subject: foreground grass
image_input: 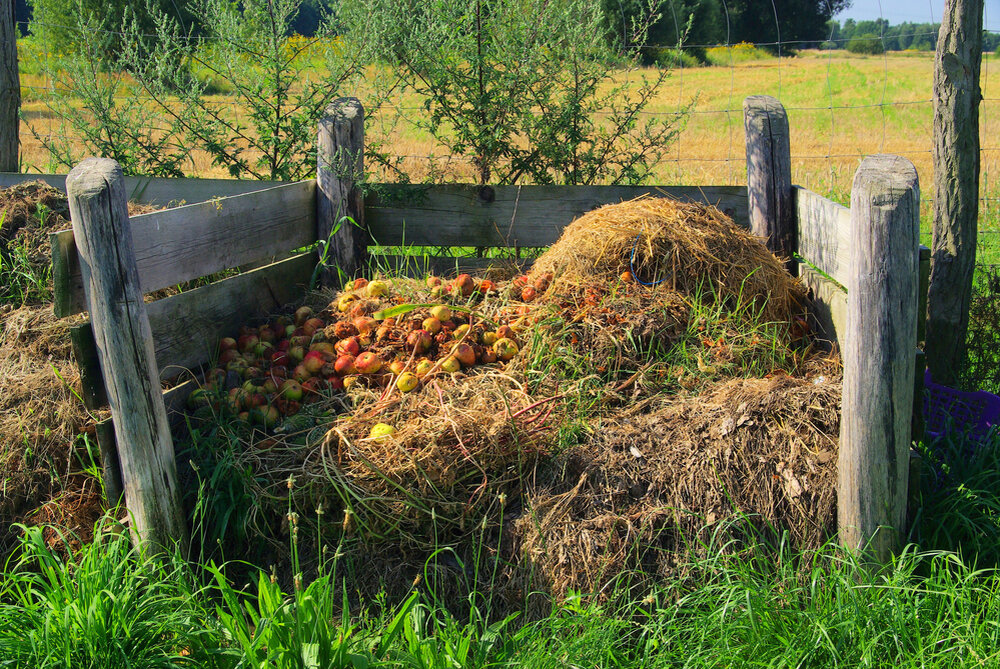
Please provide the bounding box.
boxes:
[4,525,1000,667]
[3,426,1000,669]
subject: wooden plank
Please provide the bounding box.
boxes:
[0,172,284,205]
[69,322,107,410]
[838,155,920,561]
[371,254,533,278]
[53,180,316,317]
[744,96,794,269]
[149,252,315,379]
[366,185,749,247]
[67,157,188,552]
[800,266,847,351]
[794,186,851,287]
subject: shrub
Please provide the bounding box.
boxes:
[653,47,702,69]
[705,42,774,66]
[846,33,886,55]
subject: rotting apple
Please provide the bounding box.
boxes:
[406,329,432,354]
[336,336,362,357]
[453,342,476,367]
[370,423,396,439]
[493,338,519,361]
[396,372,419,393]
[429,304,452,321]
[439,356,461,373]
[294,306,313,326]
[414,359,434,377]
[367,280,389,298]
[303,350,326,374]
[422,316,442,334]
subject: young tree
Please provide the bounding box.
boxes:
[345,0,686,185]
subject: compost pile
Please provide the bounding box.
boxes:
[185,195,841,602]
[0,182,159,555]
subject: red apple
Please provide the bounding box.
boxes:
[521,286,537,302]
[237,334,259,353]
[288,346,306,364]
[352,277,369,291]
[355,351,382,374]
[336,336,361,357]
[258,326,277,343]
[303,350,326,374]
[219,337,238,352]
[454,274,475,297]
[389,359,407,375]
[453,342,476,367]
[334,354,357,375]
[219,348,241,365]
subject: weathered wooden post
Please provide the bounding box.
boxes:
[838,155,920,561]
[317,97,367,287]
[744,95,794,270]
[66,158,189,554]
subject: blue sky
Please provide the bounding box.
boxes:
[834,1,1000,32]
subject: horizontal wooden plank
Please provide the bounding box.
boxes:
[801,264,848,351]
[366,185,749,248]
[149,252,316,380]
[371,254,533,278]
[794,186,851,287]
[0,172,284,205]
[53,180,316,317]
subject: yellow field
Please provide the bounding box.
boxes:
[17,49,1000,227]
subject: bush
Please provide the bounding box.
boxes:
[704,42,774,66]
[653,47,702,69]
[846,33,886,55]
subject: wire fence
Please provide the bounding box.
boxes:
[13,10,1000,227]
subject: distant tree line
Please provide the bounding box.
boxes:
[825,18,1000,53]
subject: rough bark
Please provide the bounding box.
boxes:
[0,0,20,171]
[927,0,983,384]
[744,95,794,271]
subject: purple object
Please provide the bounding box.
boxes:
[923,369,1000,442]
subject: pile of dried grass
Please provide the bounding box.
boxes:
[505,364,841,601]
[530,196,805,324]
[235,369,554,549]
[0,304,103,551]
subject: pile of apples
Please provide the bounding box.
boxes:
[187,274,542,429]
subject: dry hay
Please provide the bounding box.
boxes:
[233,369,554,549]
[505,365,841,601]
[0,304,103,550]
[529,196,806,324]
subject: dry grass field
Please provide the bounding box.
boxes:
[16,47,1000,239]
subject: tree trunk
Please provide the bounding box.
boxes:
[0,0,20,171]
[926,0,983,385]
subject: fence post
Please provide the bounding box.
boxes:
[66,158,189,554]
[838,154,920,561]
[317,97,367,287]
[743,95,794,270]
[0,0,20,171]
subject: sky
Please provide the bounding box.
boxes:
[834,0,1000,32]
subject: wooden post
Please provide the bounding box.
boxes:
[838,155,920,561]
[926,0,983,385]
[66,158,189,554]
[317,97,367,286]
[744,95,794,270]
[0,0,20,171]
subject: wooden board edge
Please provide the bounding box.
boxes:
[370,254,534,278]
[50,229,79,318]
[148,252,316,378]
[69,321,107,410]
[800,264,848,352]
